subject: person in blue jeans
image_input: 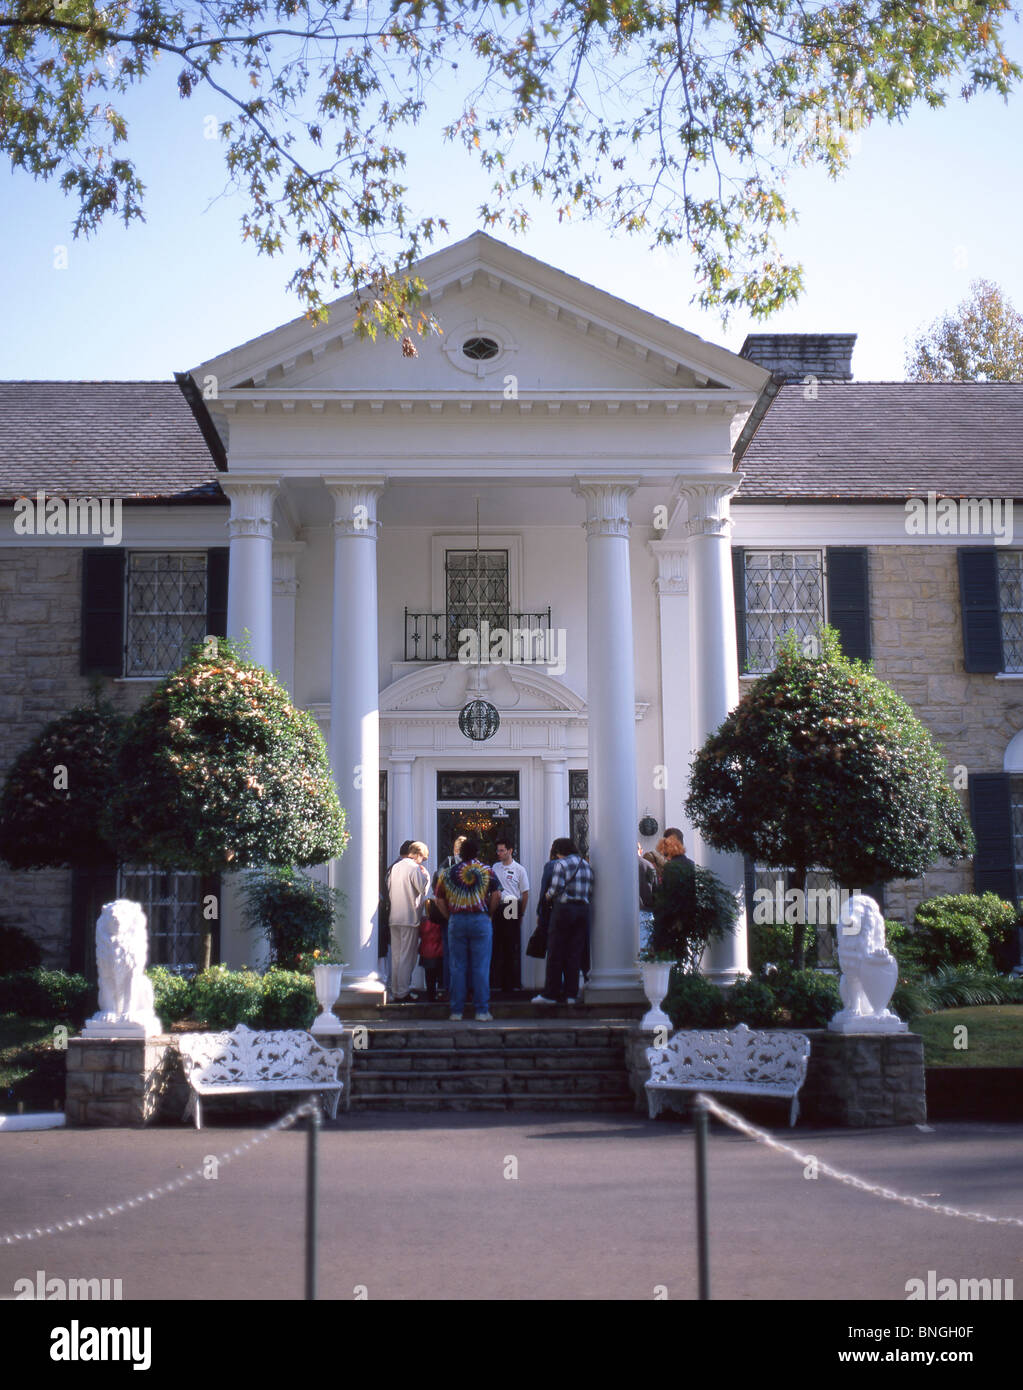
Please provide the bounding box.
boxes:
[434,837,501,1021]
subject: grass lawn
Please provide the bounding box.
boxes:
[0,1013,66,1112]
[912,1005,1023,1067]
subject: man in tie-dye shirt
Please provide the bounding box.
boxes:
[435,838,501,1021]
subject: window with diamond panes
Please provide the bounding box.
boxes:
[748,863,841,965]
[125,552,209,677]
[445,550,510,659]
[744,551,825,674]
[569,769,589,857]
[997,551,1023,673]
[118,865,205,969]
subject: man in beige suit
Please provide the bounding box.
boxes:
[386,841,430,1002]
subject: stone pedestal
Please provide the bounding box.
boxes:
[801,1030,926,1127]
[625,1025,660,1113]
[65,1035,185,1127]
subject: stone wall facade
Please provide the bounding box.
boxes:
[868,544,1023,923]
[0,548,149,965]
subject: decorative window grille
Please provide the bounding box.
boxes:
[747,863,845,966]
[569,770,589,857]
[117,865,205,969]
[436,772,520,802]
[744,551,825,675]
[997,551,1023,673]
[444,550,509,658]
[125,552,208,677]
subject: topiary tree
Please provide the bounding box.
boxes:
[108,639,349,967]
[685,628,974,969]
[0,702,125,869]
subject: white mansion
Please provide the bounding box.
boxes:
[2,233,1022,991]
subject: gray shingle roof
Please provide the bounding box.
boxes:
[0,382,224,502]
[736,382,1023,501]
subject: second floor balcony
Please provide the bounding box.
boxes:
[404,608,553,663]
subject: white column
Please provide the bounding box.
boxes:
[541,755,569,854]
[271,542,305,696]
[221,476,278,670]
[678,477,749,984]
[575,478,645,1002]
[649,540,692,836]
[326,477,386,1000]
[389,754,415,860]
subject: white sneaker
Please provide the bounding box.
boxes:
[531,994,557,1005]
[476,1012,494,1022]
[566,997,577,1005]
[449,1012,463,1021]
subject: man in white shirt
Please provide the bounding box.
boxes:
[387,841,430,1002]
[490,836,529,994]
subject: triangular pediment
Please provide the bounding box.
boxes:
[190,233,768,399]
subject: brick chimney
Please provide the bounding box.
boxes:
[739,333,856,382]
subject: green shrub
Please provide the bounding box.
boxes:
[777,970,841,1028]
[0,703,125,869]
[189,965,315,1030]
[239,867,343,971]
[724,974,780,1027]
[259,968,316,1029]
[147,967,194,1026]
[911,894,1015,972]
[748,920,819,976]
[0,923,43,974]
[663,971,728,1029]
[191,966,263,1029]
[0,969,96,1025]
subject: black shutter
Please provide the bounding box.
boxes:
[959,548,1003,673]
[826,547,871,661]
[70,860,118,980]
[732,548,747,675]
[80,549,125,676]
[206,547,229,638]
[968,773,1017,902]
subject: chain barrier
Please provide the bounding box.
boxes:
[697,1093,1023,1229]
[0,1099,321,1246]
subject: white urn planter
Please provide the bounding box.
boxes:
[311,963,345,1035]
[639,960,674,1032]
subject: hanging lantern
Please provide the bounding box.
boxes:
[458,699,501,742]
[639,815,659,838]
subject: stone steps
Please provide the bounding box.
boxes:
[347,1021,638,1112]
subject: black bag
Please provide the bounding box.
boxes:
[525,920,548,959]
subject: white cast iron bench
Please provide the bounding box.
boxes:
[645,1023,811,1126]
[176,1024,345,1129]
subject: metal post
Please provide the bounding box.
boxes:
[694,1094,710,1300]
[305,1104,321,1301]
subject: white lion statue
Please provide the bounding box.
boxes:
[85,900,162,1037]
[829,893,907,1034]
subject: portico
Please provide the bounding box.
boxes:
[195,232,768,994]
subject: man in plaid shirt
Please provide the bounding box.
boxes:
[533,837,593,1006]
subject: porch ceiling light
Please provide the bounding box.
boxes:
[458,698,501,742]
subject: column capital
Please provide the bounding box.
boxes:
[220,476,279,541]
[648,539,688,595]
[573,477,640,539]
[324,477,386,539]
[272,542,306,597]
[389,753,417,766]
[675,474,743,540]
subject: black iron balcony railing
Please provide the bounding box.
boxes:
[404,608,552,662]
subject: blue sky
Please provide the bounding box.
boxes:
[1,20,1021,383]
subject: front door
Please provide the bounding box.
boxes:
[435,769,521,871]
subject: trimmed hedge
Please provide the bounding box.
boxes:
[0,970,97,1026]
[912,893,1019,974]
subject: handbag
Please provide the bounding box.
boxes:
[525,920,548,959]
